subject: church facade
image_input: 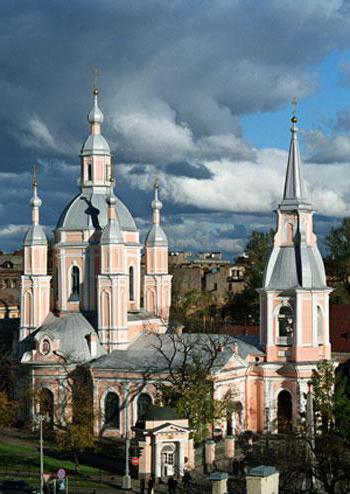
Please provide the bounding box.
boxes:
[17,88,331,439]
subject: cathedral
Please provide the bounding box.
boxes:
[17,87,331,440]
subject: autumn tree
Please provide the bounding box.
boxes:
[152,333,235,442]
[34,356,96,470]
[0,345,19,427]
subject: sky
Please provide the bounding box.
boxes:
[1,0,350,258]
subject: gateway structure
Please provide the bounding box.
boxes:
[17,89,331,441]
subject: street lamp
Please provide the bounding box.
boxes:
[122,383,132,490]
[34,414,48,494]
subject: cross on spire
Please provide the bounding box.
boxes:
[93,67,100,95]
[292,96,297,116]
[32,165,37,187]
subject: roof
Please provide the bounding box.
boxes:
[19,312,105,363]
[23,224,47,246]
[81,133,110,156]
[56,189,137,232]
[264,244,327,290]
[145,224,168,247]
[329,304,350,353]
[248,466,277,477]
[90,332,262,372]
[280,117,311,211]
[145,406,180,421]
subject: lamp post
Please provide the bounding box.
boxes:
[122,383,132,490]
[34,414,47,494]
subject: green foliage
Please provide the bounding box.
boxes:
[224,229,274,324]
[170,289,218,332]
[243,229,275,290]
[326,218,350,303]
[55,366,96,469]
[154,334,233,442]
[308,360,350,493]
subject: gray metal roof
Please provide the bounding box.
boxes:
[23,224,47,246]
[145,224,168,247]
[280,118,311,211]
[81,134,110,156]
[90,332,262,372]
[34,312,105,362]
[56,190,137,232]
[264,244,327,290]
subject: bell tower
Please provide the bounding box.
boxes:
[97,178,128,351]
[20,170,51,340]
[144,181,172,320]
[259,110,332,363]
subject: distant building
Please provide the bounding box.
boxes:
[169,251,245,305]
[0,250,22,318]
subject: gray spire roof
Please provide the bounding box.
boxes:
[100,182,124,245]
[280,116,311,211]
[145,182,168,247]
[24,176,47,246]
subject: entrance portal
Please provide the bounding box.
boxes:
[161,444,176,478]
[277,390,293,433]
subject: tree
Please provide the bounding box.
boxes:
[34,357,96,470]
[305,360,350,493]
[326,218,350,303]
[0,390,17,427]
[152,333,234,442]
[223,229,274,324]
[170,289,218,332]
[0,345,19,427]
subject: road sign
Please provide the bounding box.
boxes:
[57,468,66,480]
[131,456,139,466]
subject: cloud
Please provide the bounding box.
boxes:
[304,129,350,163]
[1,0,350,255]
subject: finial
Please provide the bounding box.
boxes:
[93,67,100,96]
[33,164,37,188]
[291,96,298,124]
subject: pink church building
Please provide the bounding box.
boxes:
[17,89,331,440]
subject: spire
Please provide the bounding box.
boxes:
[24,166,47,246]
[145,180,168,247]
[280,99,311,211]
[151,179,163,225]
[81,80,110,157]
[100,175,124,245]
[30,166,42,225]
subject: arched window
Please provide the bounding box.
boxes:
[137,393,152,421]
[317,306,323,344]
[39,388,54,428]
[277,390,293,433]
[71,266,80,299]
[129,266,135,301]
[278,305,294,341]
[87,164,92,181]
[105,392,120,429]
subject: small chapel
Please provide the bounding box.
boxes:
[16,86,331,450]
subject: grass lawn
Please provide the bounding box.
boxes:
[0,430,130,491]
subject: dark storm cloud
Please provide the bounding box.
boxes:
[164,162,214,180]
[1,0,350,253]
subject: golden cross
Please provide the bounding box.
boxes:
[93,67,100,92]
[292,96,297,116]
[32,165,37,187]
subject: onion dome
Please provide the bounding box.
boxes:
[145,181,168,247]
[100,178,124,245]
[24,173,47,246]
[88,88,104,124]
[81,88,110,157]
